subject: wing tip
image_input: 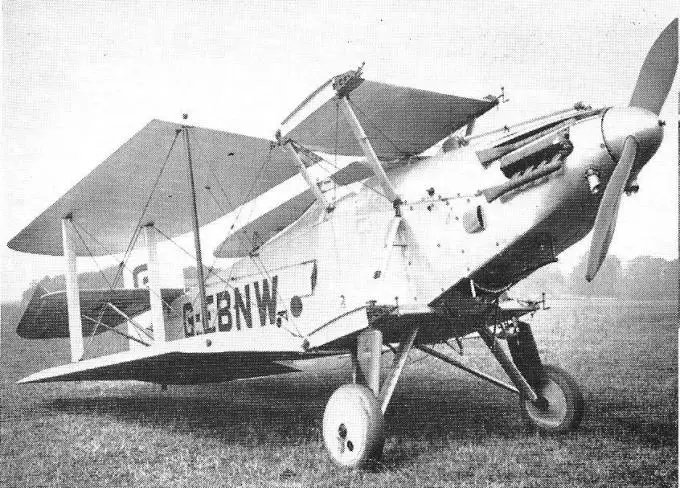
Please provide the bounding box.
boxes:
[16,373,43,384]
[663,17,678,57]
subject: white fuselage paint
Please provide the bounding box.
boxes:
[160,114,614,353]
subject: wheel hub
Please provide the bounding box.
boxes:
[532,396,549,410]
[520,365,584,433]
[336,423,354,453]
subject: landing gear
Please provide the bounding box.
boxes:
[484,321,584,433]
[420,320,585,435]
[506,321,584,432]
[322,326,419,468]
[322,384,385,468]
[521,364,584,433]
[321,318,585,466]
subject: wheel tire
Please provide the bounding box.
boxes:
[521,364,584,433]
[322,384,385,468]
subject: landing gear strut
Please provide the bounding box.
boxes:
[419,320,584,434]
[322,326,419,468]
[481,321,584,433]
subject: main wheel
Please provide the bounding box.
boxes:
[521,364,584,433]
[322,384,385,468]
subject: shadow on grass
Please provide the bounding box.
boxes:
[41,370,677,463]
[45,379,332,444]
[42,374,530,446]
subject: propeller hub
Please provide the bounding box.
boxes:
[601,107,663,171]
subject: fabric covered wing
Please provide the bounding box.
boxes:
[330,158,412,186]
[281,78,497,159]
[214,190,316,258]
[8,120,299,256]
[17,349,300,384]
[17,286,185,339]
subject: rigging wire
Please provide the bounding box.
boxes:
[155,223,302,338]
[203,168,260,259]
[154,220,302,337]
[110,128,181,290]
[69,221,110,356]
[70,222,114,290]
[74,220,182,319]
[151,224,227,327]
[207,145,305,336]
[212,143,275,260]
[69,221,155,354]
[199,142,305,338]
[348,98,405,156]
[201,186,303,335]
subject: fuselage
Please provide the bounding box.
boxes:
[170,105,662,347]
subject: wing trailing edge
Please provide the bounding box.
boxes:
[16,348,300,385]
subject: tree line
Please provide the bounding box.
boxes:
[513,254,678,299]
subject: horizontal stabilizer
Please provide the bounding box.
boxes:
[281,75,497,159]
[17,286,185,339]
[17,348,300,385]
[8,120,301,256]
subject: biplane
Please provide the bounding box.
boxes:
[8,19,677,467]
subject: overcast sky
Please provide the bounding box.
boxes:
[2,1,678,301]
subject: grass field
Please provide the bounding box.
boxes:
[1,298,677,487]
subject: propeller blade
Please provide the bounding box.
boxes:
[586,137,638,281]
[629,18,678,115]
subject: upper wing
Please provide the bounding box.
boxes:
[8,120,300,256]
[17,286,185,339]
[280,75,498,160]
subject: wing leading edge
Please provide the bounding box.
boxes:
[281,75,498,159]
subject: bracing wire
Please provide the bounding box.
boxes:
[70,222,114,290]
[211,143,274,262]
[197,141,306,338]
[204,167,259,260]
[74,221,182,319]
[71,220,106,353]
[348,98,405,156]
[69,222,108,355]
[109,128,181,290]
[151,224,225,323]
